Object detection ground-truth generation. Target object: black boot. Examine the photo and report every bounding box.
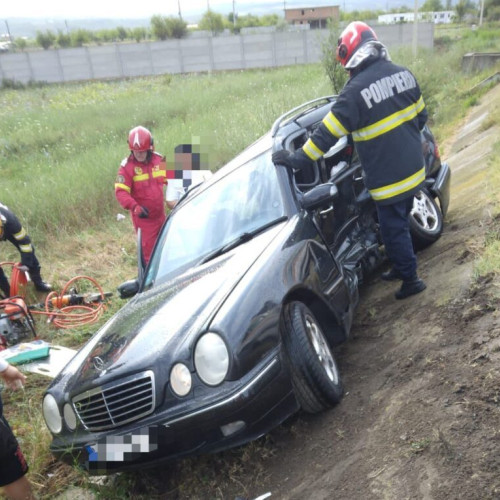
[0,274,10,298]
[29,268,52,293]
[381,268,404,281]
[33,280,52,293]
[395,277,426,300]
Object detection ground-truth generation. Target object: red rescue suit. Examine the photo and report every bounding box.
[115,151,167,264]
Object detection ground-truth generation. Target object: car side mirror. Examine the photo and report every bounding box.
[117,279,140,299]
[301,183,339,211]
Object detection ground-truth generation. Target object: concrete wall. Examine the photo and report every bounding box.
[462,52,500,73]
[0,24,434,85]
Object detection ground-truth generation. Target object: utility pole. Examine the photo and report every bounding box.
[4,20,13,42]
[412,0,418,58]
[479,0,485,26]
[233,0,236,29]
[178,0,182,20]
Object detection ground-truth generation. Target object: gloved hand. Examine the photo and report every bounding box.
[133,205,149,218]
[14,264,29,273]
[272,150,295,169]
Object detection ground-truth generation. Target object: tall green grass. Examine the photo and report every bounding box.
[0,25,499,248]
[1,66,332,244]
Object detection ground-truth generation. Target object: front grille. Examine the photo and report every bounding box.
[72,370,155,431]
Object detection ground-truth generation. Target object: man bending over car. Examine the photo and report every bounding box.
[273,21,428,300]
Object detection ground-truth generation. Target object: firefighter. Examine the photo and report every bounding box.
[0,203,51,298]
[273,21,427,300]
[0,359,36,500]
[115,126,167,266]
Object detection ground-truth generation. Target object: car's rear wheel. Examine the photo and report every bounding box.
[409,189,444,250]
[282,301,343,414]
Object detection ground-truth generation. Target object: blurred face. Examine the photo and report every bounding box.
[133,150,148,162]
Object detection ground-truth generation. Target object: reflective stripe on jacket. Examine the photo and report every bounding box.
[301,58,428,205]
[115,151,167,219]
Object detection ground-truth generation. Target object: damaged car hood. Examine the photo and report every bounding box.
[57,224,286,389]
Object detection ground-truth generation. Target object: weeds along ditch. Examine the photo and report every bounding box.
[0,24,499,499]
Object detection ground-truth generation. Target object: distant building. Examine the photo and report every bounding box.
[285,5,340,29]
[378,11,455,24]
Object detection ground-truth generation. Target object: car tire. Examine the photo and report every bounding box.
[282,301,343,414]
[409,189,444,250]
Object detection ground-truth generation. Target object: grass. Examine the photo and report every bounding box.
[1,22,500,499]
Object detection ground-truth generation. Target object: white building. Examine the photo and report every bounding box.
[378,11,455,24]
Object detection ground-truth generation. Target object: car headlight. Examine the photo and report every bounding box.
[194,332,229,386]
[43,394,62,434]
[63,403,77,431]
[170,363,192,396]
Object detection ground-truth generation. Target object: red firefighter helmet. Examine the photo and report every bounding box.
[336,21,377,67]
[128,126,154,152]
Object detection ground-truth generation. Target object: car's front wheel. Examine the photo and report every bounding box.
[282,301,343,414]
[409,189,444,250]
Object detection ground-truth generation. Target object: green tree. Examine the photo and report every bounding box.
[260,14,280,26]
[116,26,128,41]
[340,9,383,22]
[238,14,261,28]
[165,17,188,38]
[95,29,118,43]
[70,29,92,47]
[321,20,348,94]
[56,30,71,48]
[35,30,56,50]
[454,0,469,20]
[151,15,170,40]
[131,27,147,42]
[485,0,500,20]
[421,0,444,11]
[14,38,27,51]
[198,10,225,35]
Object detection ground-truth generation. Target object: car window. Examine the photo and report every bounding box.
[145,149,286,287]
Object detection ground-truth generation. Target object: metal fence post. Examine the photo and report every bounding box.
[26,51,34,81]
[86,46,94,79]
[115,44,124,78]
[240,34,246,69]
[56,49,65,82]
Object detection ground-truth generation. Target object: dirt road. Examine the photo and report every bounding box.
[253,82,500,500]
[105,83,500,500]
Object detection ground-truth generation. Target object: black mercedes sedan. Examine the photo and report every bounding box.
[42,96,450,474]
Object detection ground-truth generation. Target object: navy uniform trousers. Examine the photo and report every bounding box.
[376,196,417,281]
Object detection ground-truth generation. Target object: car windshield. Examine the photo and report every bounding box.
[144,149,286,288]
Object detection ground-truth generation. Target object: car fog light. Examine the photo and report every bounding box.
[63,403,77,431]
[194,332,229,386]
[170,363,192,396]
[220,420,246,437]
[43,394,62,434]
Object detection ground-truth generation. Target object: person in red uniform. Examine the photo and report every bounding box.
[115,126,167,266]
[273,21,427,300]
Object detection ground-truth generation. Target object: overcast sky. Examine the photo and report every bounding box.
[2,0,351,20]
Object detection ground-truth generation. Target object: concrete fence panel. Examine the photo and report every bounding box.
[212,36,244,71]
[180,38,212,73]
[58,48,93,81]
[150,40,184,75]
[88,45,123,79]
[0,52,34,82]
[0,24,435,85]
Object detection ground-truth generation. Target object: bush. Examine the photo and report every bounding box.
[321,20,348,94]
